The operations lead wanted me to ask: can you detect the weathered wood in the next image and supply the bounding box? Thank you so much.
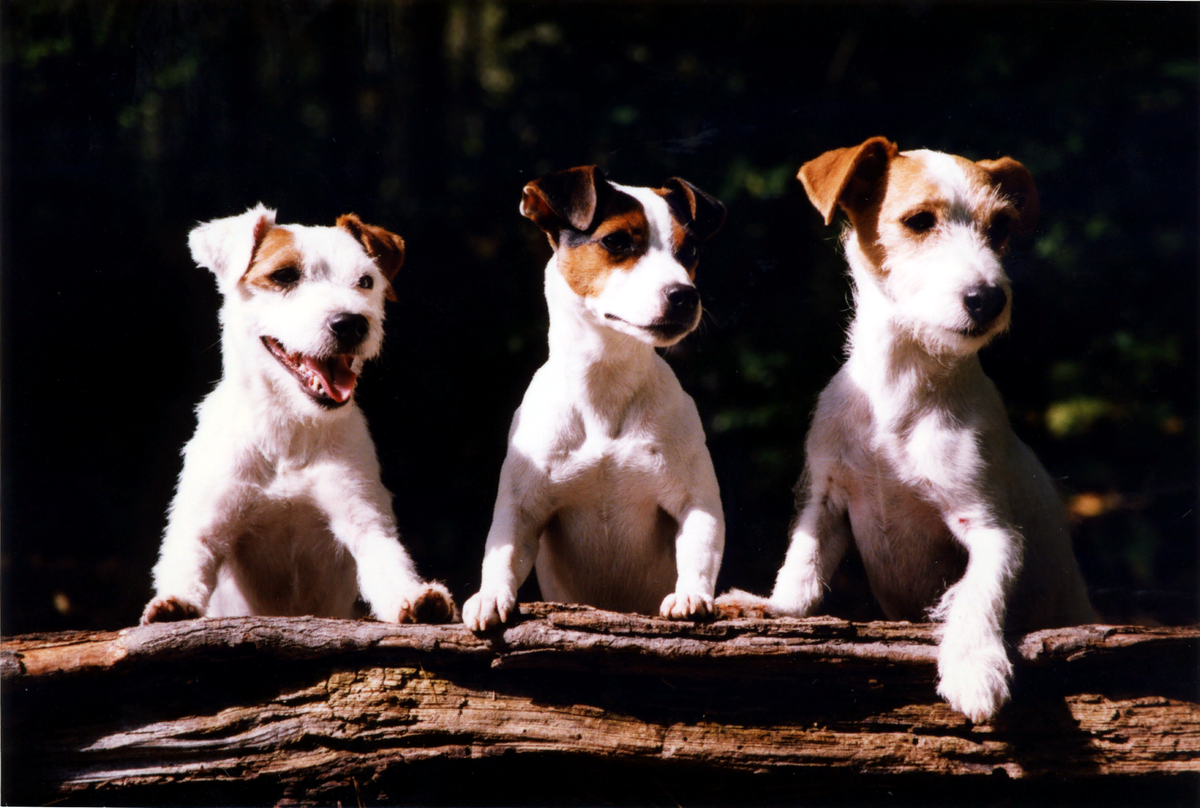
[3,604,1198,805]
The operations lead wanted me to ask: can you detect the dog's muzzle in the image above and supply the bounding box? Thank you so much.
[262,336,358,408]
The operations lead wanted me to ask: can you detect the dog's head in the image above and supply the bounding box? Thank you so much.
[189,204,405,411]
[799,137,1038,356]
[520,166,726,348]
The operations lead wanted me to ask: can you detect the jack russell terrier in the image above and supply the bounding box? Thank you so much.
[142,204,455,625]
[462,167,727,630]
[718,138,1095,721]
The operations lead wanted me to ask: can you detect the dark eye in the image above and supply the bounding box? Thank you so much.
[902,211,936,233]
[987,216,1012,248]
[358,274,374,290]
[600,231,633,254]
[677,242,700,263]
[270,266,300,286]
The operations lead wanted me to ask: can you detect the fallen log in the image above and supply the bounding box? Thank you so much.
[3,604,1198,805]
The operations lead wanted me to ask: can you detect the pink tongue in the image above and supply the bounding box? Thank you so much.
[303,355,357,403]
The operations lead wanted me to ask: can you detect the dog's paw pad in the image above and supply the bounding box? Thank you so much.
[398,584,457,624]
[141,596,202,625]
[714,589,773,619]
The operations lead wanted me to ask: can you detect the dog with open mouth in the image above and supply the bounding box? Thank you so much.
[142,204,455,625]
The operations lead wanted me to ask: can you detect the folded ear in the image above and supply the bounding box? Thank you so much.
[977,157,1039,236]
[663,177,727,243]
[188,203,277,287]
[797,137,898,226]
[520,165,607,242]
[337,213,406,302]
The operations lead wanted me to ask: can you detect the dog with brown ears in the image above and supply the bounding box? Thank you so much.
[142,204,455,625]
[462,167,728,630]
[718,139,1095,721]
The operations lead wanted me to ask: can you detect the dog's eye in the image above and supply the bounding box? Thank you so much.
[358,275,374,290]
[902,211,936,233]
[600,231,634,255]
[987,216,1012,248]
[677,242,700,263]
[270,267,301,286]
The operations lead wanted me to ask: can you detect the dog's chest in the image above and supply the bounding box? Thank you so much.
[547,430,666,499]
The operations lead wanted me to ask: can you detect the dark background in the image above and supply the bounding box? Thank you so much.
[2,1,1196,635]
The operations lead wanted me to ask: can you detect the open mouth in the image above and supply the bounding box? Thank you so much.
[604,314,694,341]
[261,336,358,408]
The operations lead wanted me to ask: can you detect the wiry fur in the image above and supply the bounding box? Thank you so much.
[718,141,1094,722]
[462,169,727,630]
[142,204,455,625]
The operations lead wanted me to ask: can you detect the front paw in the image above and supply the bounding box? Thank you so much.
[714,588,773,619]
[462,588,517,632]
[395,582,457,624]
[660,590,714,620]
[936,636,1013,723]
[141,595,203,625]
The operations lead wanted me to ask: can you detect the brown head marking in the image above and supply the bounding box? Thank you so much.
[337,213,406,301]
[243,227,303,291]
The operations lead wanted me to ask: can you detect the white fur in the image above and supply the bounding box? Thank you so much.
[719,151,1094,722]
[462,186,725,630]
[143,205,453,624]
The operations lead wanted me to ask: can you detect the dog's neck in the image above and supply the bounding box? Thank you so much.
[843,251,984,424]
[543,259,658,427]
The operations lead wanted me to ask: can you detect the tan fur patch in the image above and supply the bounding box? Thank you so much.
[243,227,303,289]
[557,197,649,298]
[846,153,1020,274]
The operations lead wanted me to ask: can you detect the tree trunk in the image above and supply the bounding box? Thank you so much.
[3,604,1198,805]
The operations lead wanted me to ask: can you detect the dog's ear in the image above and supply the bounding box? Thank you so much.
[188,203,277,286]
[798,137,898,226]
[520,165,607,241]
[337,213,406,302]
[663,177,728,243]
[977,157,1039,236]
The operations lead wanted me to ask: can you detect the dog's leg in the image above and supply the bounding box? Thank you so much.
[313,466,456,624]
[462,452,550,631]
[143,503,231,624]
[716,466,850,619]
[659,484,724,620]
[930,509,1022,722]
[770,482,853,616]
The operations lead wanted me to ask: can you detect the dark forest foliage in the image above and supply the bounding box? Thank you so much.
[2,1,1196,633]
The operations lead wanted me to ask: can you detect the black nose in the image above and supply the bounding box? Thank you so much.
[962,284,1008,328]
[664,284,700,321]
[329,313,369,348]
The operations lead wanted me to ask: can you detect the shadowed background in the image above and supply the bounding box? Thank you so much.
[2,1,1196,633]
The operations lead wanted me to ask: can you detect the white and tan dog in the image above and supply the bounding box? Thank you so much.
[462,167,727,630]
[142,204,455,625]
[718,138,1095,721]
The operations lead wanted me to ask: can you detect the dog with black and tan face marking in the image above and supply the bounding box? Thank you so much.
[462,167,727,630]
[142,204,455,625]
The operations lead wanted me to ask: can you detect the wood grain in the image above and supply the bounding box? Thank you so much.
[3,604,1198,805]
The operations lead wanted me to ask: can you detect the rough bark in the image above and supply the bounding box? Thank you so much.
[3,604,1198,806]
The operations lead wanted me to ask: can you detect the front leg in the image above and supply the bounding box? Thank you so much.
[142,467,245,624]
[716,465,850,619]
[660,504,724,620]
[312,465,455,624]
[658,449,724,621]
[931,508,1023,722]
[462,451,552,631]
